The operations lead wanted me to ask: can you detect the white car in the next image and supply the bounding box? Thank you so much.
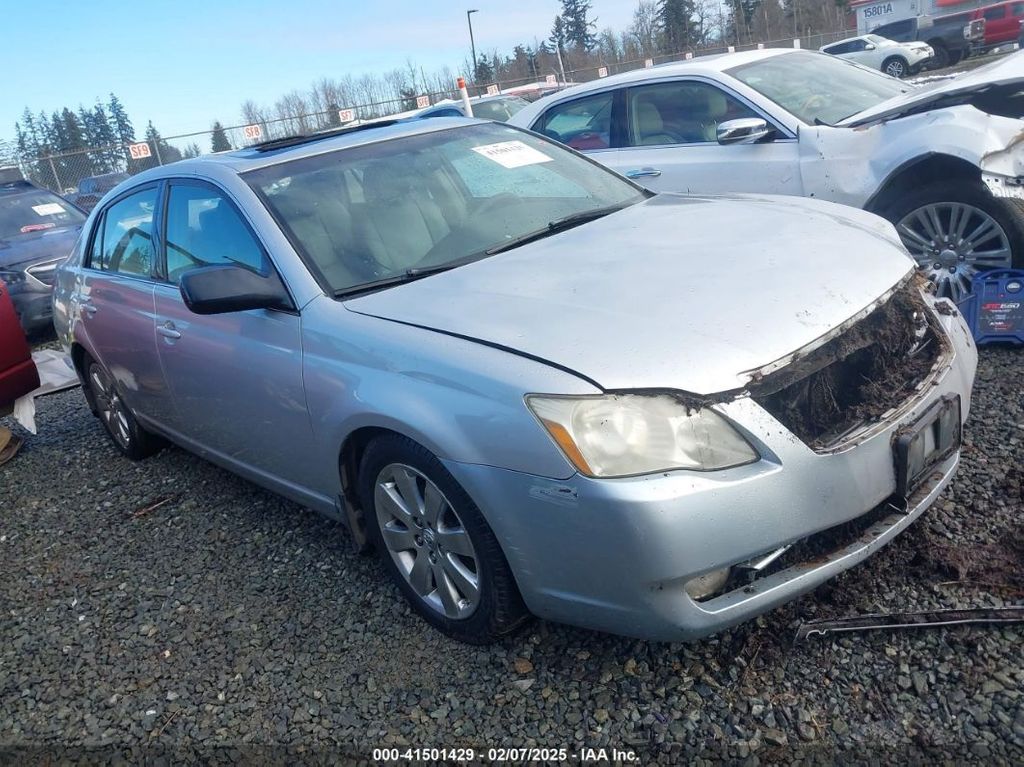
[509,49,1024,301]
[820,34,934,78]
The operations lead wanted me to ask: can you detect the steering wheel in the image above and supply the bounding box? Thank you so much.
[800,95,828,115]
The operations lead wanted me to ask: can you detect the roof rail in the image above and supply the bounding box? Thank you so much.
[252,120,401,153]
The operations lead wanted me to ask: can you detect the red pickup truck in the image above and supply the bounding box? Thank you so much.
[972,1,1024,46]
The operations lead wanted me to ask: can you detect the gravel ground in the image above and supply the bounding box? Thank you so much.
[1,347,1022,764]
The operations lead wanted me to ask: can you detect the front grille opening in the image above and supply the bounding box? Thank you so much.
[749,280,944,449]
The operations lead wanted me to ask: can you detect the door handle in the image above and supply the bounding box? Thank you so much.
[625,167,662,179]
[157,322,181,340]
[80,301,98,315]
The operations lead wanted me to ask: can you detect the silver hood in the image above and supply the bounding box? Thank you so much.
[843,51,1024,126]
[346,194,915,394]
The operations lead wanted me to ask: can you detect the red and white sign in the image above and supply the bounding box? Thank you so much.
[727,45,735,53]
[545,74,557,86]
[684,51,694,60]
[128,142,151,160]
[338,109,355,123]
[416,95,430,109]
[757,42,765,50]
[597,66,608,78]
[486,84,500,96]
[644,58,654,68]
[243,124,263,141]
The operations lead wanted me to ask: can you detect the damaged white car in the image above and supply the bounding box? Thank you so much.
[510,49,1024,301]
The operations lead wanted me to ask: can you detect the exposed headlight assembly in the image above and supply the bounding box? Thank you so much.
[527,393,758,478]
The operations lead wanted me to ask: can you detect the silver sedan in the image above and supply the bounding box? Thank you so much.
[54,118,976,643]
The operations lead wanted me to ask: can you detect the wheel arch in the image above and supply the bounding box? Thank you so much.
[865,153,982,216]
[69,341,98,414]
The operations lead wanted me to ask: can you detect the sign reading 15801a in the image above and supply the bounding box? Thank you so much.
[864,3,894,17]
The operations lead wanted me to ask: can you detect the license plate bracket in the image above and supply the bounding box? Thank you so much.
[894,394,961,500]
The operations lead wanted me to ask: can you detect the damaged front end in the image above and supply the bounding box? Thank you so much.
[747,275,947,451]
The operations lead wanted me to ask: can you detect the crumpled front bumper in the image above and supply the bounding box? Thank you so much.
[443,305,977,642]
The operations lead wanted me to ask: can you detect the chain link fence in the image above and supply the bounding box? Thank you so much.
[17,29,855,198]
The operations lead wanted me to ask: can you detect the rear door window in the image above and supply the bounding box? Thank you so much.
[91,187,158,277]
[984,5,1006,20]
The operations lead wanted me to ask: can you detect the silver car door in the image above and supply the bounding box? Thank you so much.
[608,78,803,197]
[152,180,318,490]
[75,185,172,427]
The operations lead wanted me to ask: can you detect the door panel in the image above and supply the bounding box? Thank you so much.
[152,286,316,487]
[74,186,169,425]
[153,180,317,490]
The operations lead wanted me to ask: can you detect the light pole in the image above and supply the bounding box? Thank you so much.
[467,9,479,82]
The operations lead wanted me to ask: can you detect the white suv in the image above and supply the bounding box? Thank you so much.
[820,34,934,78]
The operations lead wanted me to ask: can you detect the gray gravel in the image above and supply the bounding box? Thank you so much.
[1,347,1023,763]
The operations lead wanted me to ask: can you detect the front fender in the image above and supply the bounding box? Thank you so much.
[300,297,597,497]
[801,107,1019,208]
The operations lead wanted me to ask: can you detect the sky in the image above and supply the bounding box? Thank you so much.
[0,0,636,146]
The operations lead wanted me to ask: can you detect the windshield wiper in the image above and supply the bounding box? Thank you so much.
[485,202,632,256]
[333,253,485,299]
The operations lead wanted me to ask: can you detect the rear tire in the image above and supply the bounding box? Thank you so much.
[359,433,530,644]
[83,354,165,460]
[882,56,910,78]
[928,42,950,69]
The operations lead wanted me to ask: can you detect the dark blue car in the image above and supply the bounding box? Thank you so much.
[0,168,86,334]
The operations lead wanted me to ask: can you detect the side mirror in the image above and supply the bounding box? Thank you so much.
[864,43,877,50]
[717,118,773,146]
[179,264,292,315]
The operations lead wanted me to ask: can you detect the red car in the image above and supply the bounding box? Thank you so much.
[0,278,38,409]
[972,1,1024,46]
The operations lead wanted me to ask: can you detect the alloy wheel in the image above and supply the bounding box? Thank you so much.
[897,201,1013,303]
[88,364,132,450]
[884,59,907,78]
[374,463,481,619]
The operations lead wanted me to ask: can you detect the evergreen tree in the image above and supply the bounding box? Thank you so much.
[560,0,597,50]
[659,0,699,50]
[181,142,202,159]
[474,53,494,82]
[548,15,567,54]
[210,121,232,152]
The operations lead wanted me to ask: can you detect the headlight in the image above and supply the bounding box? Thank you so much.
[526,393,758,478]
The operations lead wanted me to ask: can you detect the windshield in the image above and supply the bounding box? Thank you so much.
[0,187,86,239]
[246,123,646,295]
[727,51,912,124]
[864,34,891,45]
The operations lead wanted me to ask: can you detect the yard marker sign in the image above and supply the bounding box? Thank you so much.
[486,84,500,96]
[128,142,151,160]
[243,124,263,141]
[598,66,608,77]
[338,109,355,123]
[416,95,430,109]
[545,74,557,85]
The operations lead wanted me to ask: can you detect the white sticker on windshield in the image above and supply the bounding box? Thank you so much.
[472,141,554,169]
[32,203,65,216]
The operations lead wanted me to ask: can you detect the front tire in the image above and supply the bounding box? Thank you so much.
[881,180,1024,303]
[359,434,530,644]
[882,56,909,78]
[83,355,164,460]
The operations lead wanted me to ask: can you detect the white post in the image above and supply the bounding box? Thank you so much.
[793,38,801,49]
[458,77,474,117]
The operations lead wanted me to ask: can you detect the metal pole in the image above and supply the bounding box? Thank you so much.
[555,44,567,84]
[47,157,60,193]
[467,9,478,82]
